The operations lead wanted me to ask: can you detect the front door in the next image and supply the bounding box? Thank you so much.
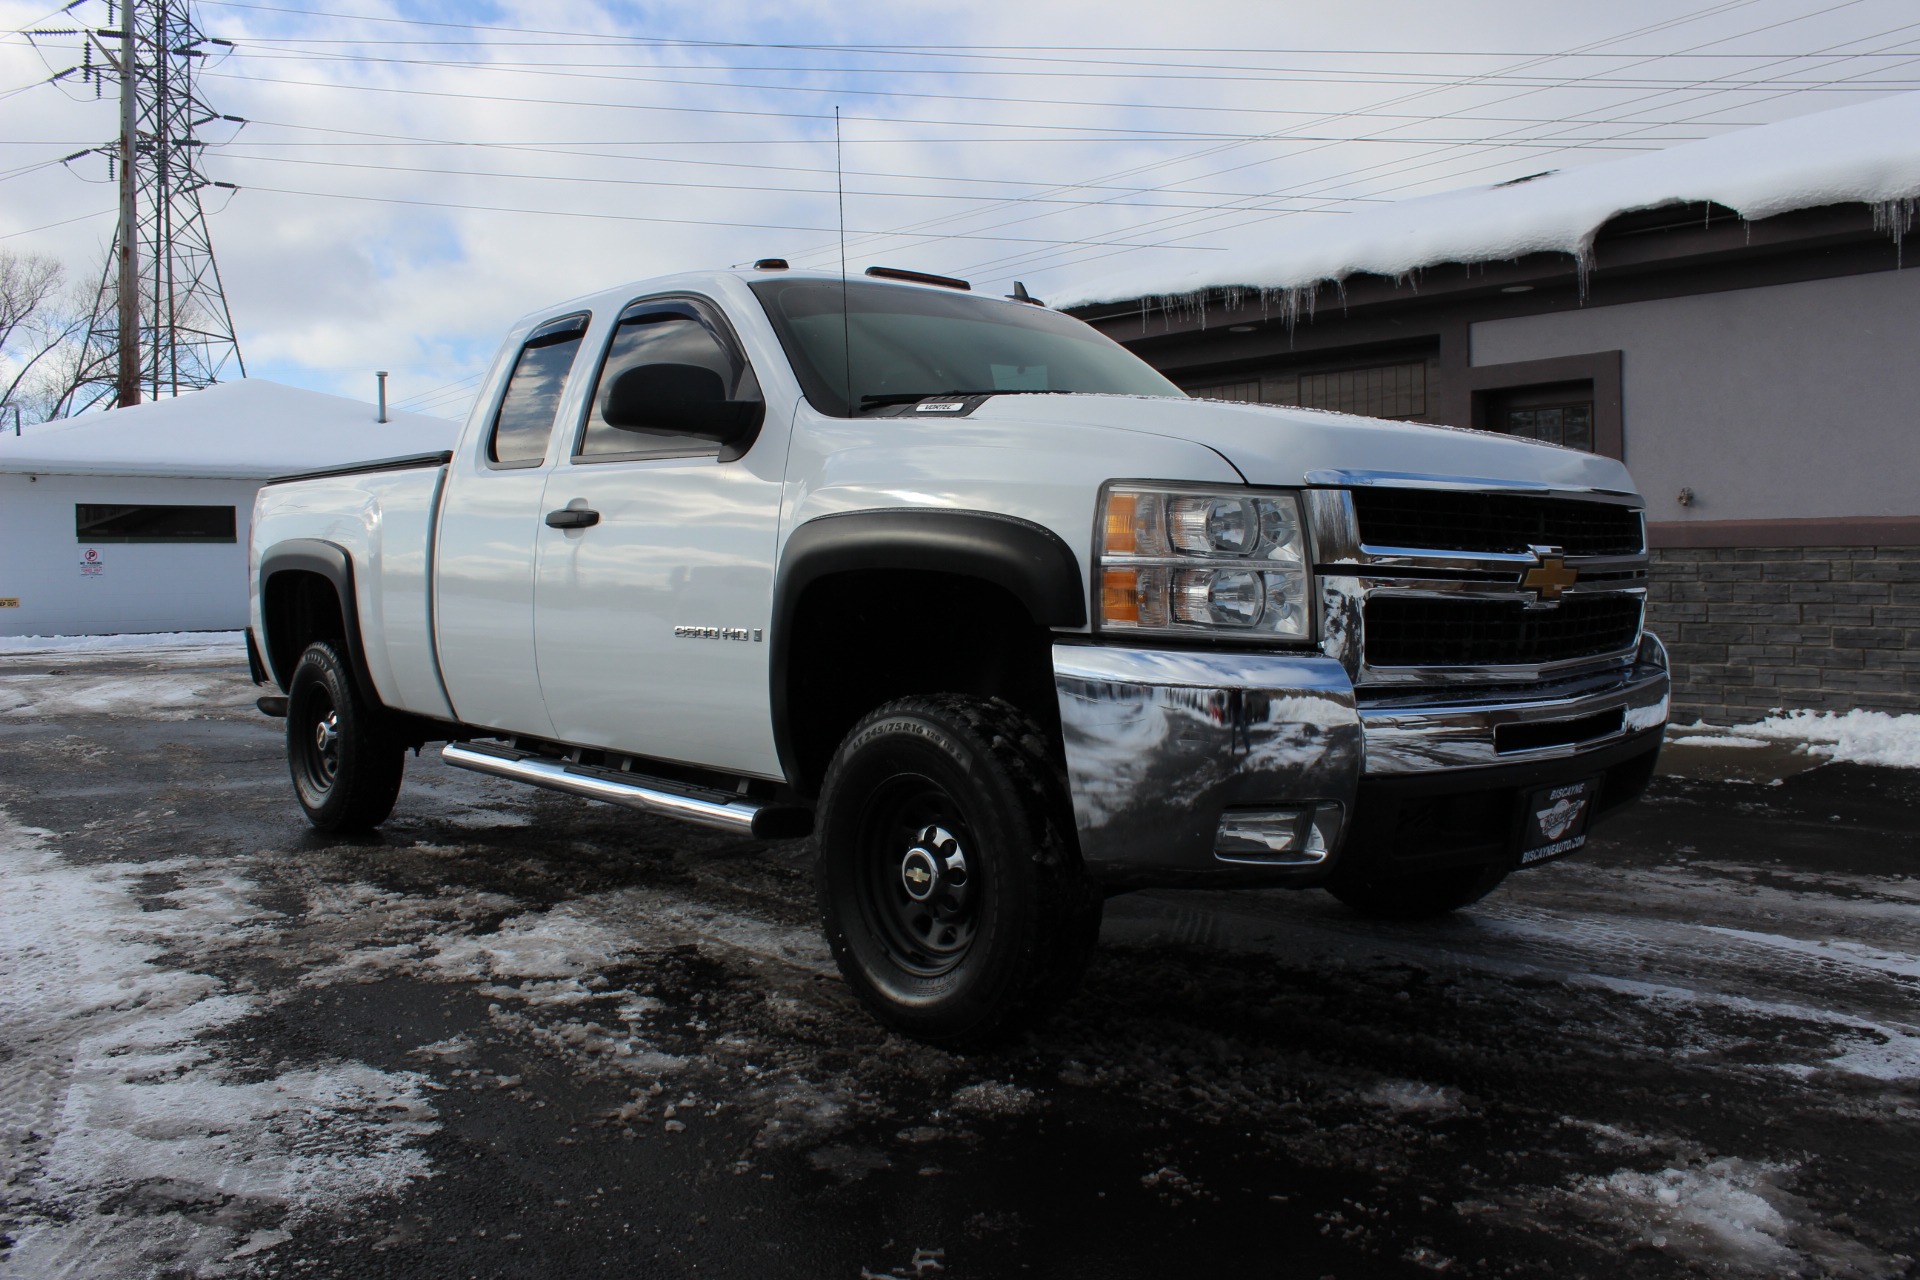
[532,296,786,779]
[433,313,589,738]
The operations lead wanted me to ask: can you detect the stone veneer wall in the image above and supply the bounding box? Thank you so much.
[1646,546,1920,725]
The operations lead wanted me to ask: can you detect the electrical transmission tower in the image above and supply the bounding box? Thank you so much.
[65,0,245,412]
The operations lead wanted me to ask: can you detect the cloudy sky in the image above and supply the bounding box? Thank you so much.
[4,0,1917,420]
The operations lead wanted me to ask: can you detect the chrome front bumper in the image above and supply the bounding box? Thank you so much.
[1052,636,1670,888]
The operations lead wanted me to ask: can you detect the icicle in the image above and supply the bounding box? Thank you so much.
[1872,198,1916,268]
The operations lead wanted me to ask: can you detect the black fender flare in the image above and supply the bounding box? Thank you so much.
[769,508,1086,791]
[258,537,379,702]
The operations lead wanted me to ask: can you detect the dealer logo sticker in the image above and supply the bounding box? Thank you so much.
[1536,792,1589,841]
[0,597,18,608]
[1520,779,1596,865]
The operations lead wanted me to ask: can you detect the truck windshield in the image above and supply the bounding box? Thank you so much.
[749,276,1184,417]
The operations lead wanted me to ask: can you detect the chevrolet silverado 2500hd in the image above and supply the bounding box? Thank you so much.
[248,265,1669,1044]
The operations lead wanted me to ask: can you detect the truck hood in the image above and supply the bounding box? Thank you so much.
[965,393,1640,496]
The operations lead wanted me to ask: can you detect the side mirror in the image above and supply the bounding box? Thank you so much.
[602,362,765,460]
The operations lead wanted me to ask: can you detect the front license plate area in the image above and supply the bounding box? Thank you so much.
[1516,776,1599,866]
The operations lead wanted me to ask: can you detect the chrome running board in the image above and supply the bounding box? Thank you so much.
[441,742,809,839]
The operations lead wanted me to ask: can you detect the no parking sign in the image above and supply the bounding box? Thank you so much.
[80,548,104,577]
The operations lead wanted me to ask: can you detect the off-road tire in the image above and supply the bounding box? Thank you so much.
[1326,863,1509,921]
[815,695,1102,1047]
[286,639,405,832]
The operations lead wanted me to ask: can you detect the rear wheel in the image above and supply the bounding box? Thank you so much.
[816,695,1101,1047]
[1326,863,1509,921]
[286,639,404,832]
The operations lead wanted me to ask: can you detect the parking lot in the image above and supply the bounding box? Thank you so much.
[2,637,1916,1279]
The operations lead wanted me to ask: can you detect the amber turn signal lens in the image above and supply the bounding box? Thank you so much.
[1100,568,1139,623]
[1103,493,1139,555]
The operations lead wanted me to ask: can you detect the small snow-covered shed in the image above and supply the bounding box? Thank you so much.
[0,380,455,636]
[1064,92,1920,725]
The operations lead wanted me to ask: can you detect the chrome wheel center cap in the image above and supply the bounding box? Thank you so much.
[900,846,939,901]
[901,825,967,903]
[314,712,339,754]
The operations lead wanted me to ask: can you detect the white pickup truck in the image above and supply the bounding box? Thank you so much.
[248,264,1669,1044]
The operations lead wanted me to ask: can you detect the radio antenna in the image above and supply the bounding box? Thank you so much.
[835,106,852,415]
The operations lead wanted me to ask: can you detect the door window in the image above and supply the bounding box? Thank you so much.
[487,314,588,467]
[576,301,760,462]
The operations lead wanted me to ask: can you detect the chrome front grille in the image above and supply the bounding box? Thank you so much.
[1304,479,1650,687]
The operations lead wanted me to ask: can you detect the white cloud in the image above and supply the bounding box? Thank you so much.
[4,0,1914,412]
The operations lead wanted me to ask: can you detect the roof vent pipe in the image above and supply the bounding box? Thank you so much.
[375,371,389,424]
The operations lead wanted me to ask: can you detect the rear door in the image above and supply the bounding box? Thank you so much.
[532,295,786,778]
[433,313,589,737]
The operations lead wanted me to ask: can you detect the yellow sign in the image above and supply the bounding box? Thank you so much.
[0,597,18,608]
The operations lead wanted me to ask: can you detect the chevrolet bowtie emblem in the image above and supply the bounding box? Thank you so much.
[1522,549,1579,603]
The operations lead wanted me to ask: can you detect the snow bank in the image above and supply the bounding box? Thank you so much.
[0,630,243,655]
[1675,709,1920,770]
[1055,91,1920,311]
[1572,1158,1799,1272]
[0,809,438,1275]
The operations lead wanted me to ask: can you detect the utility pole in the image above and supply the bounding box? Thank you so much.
[115,15,139,407]
[60,0,244,415]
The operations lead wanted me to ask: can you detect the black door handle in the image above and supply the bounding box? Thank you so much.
[545,507,600,529]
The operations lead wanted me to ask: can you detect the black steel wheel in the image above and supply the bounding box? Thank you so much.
[816,695,1101,1046]
[1326,863,1509,921]
[286,639,404,832]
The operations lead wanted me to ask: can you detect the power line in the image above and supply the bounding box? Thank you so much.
[211,150,1361,214]
[1,0,86,41]
[879,0,1818,277]
[0,207,114,240]
[215,42,1920,94]
[392,370,481,409]
[789,0,1784,273]
[963,3,1914,284]
[196,68,1733,145]
[235,183,1233,250]
[221,120,1401,204]
[185,0,1920,72]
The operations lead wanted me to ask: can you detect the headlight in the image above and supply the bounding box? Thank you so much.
[1096,483,1312,641]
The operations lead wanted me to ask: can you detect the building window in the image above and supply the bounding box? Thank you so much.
[1487,382,1594,451]
[1292,360,1429,419]
[1190,379,1262,403]
[1184,352,1437,421]
[75,504,237,543]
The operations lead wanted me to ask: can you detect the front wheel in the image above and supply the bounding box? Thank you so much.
[286,639,404,832]
[1326,863,1509,921]
[815,695,1101,1047]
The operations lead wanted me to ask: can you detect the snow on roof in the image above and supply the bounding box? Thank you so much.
[1055,91,1920,312]
[0,379,459,480]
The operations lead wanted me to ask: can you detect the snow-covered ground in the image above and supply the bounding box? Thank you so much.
[0,631,244,657]
[0,813,438,1277]
[1,633,1914,1278]
[0,632,256,721]
[1672,709,1920,770]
